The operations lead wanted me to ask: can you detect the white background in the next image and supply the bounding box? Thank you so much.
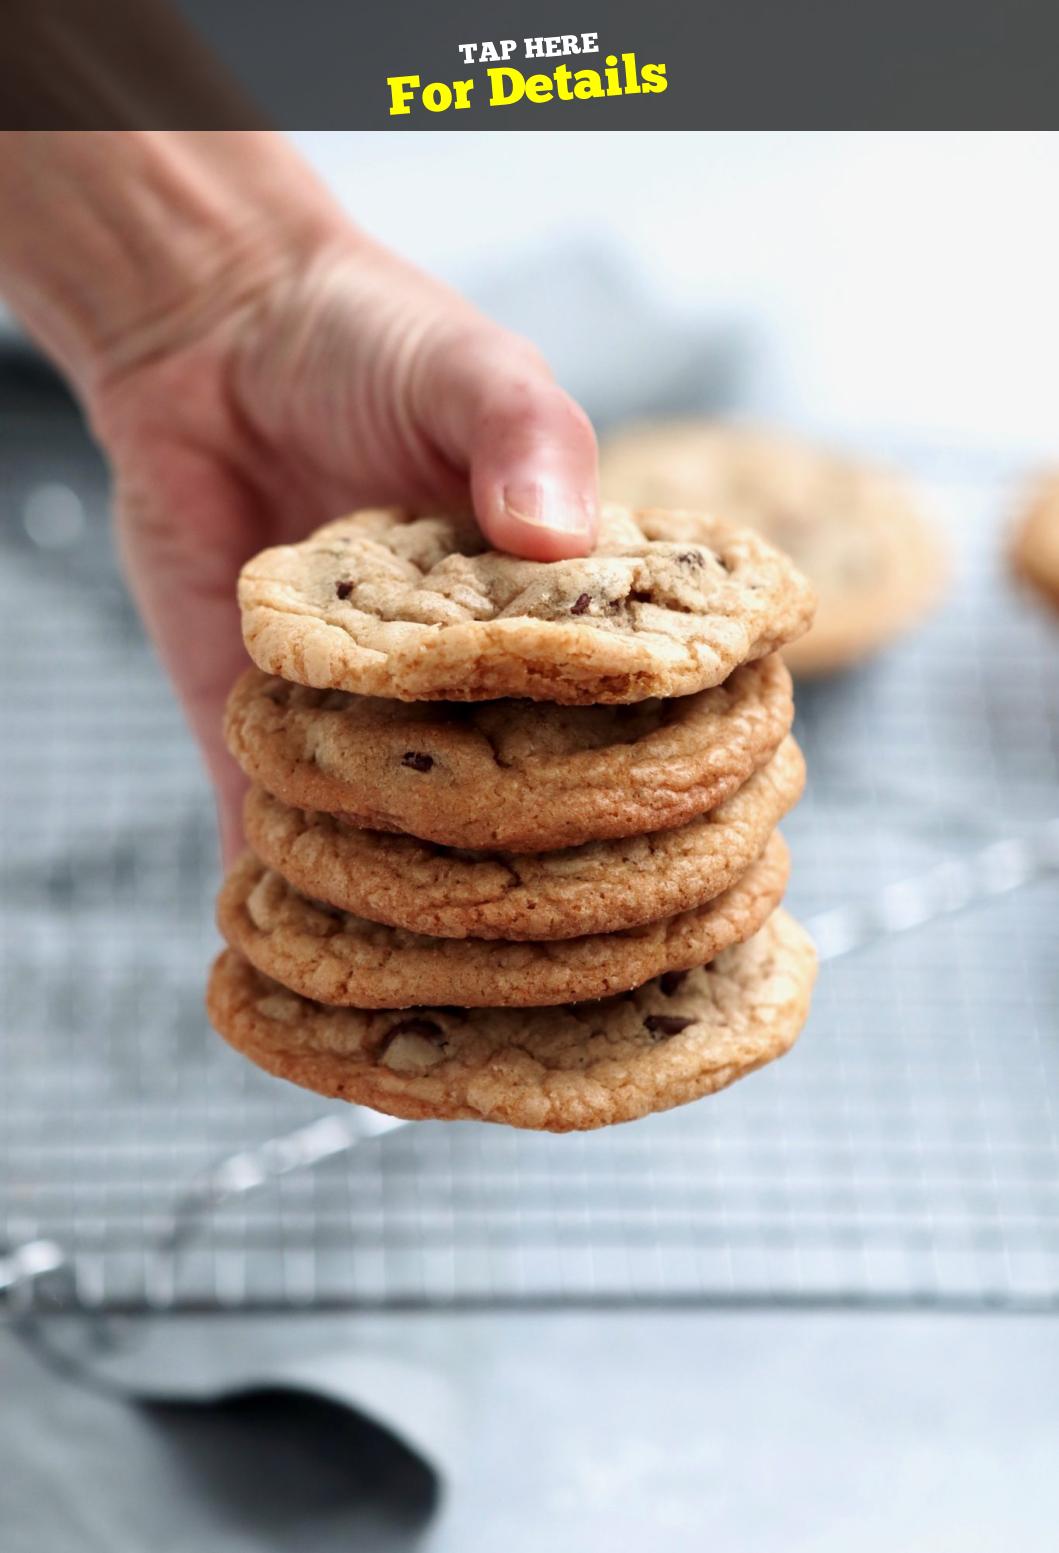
[292,130,1059,456]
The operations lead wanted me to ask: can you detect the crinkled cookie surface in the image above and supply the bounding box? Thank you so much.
[243,738,804,940]
[207,909,817,1131]
[217,835,789,1008]
[224,654,794,851]
[238,504,814,703]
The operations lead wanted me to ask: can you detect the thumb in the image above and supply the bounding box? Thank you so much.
[420,325,600,560]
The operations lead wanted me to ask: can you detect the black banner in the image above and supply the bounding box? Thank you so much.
[4,0,1059,129]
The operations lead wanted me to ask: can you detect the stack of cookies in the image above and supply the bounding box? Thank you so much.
[207,505,818,1132]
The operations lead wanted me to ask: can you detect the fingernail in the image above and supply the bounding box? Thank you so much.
[503,483,591,536]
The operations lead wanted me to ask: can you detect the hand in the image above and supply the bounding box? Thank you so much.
[61,155,599,864]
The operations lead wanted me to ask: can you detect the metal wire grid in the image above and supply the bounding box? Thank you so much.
[1,417,1057,1312]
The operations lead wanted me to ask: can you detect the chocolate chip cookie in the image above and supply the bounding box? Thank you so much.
[243,737,804,941]
[224,654,793,852]
[237,505,814,703]
[217,834,789,1009]
[207,908,816,1131]
[1012,474,1059,614]
[601,423,944,675]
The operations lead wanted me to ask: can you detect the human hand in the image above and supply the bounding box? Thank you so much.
[3,135,599,864]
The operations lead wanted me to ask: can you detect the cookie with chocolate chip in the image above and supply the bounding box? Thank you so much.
[216,834,789,1008]
[243,737,804,940]
[236,505,814,703]
[206,908,816,1131]
[224,654,793,853]
[601,423,945,675]
[1011,473,1059,615]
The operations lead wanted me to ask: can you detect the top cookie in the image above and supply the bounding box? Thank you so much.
[601,424,944,676]
[237,505,814,703]
[1011,474,1059,613]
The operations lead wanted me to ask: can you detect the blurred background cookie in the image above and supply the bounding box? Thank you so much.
[1011,474,1059,615]
[601,422,946,676]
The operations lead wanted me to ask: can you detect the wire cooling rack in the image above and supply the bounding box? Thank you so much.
[1,412,1058,1313]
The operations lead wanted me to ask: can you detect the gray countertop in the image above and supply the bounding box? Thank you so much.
[4,1308,1058,1551]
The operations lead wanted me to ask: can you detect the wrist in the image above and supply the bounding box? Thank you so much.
[0,131,347,403]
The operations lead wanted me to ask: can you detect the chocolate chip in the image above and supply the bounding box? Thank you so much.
[644,1014,694,1037]
[571,592,591,615]
[659,971,687,997]
[677,550,704,567]
[385,1017,444,1041]
[401,751,434,772]
[335,579,354,599]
